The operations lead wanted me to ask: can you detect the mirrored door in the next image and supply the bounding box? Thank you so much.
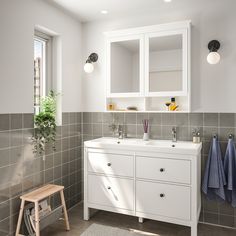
[107,35,144,97]
[145,30,188,96]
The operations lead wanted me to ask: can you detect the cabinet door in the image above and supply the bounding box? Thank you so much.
[145,29,189,97]
[136,180,191,220]
[106,35,144,97]
[88,175,134,210]
[136,156,191,184]
[88,152,134,177]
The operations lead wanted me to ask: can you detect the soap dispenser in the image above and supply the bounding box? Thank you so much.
[192,129,201,143]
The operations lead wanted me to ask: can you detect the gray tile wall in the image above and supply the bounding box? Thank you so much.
[0,112,82,236]
[82,112,236,229]
[1,111,235,235]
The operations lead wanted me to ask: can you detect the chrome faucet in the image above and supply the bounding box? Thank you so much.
[172,127,177,142]
[118,124,126,139]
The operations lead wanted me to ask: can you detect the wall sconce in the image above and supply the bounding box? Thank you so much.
[207,40,221,65]
[84,53,98,73]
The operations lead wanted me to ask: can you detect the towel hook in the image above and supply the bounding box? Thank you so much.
[213,134,218,139]
[229,134,234,139]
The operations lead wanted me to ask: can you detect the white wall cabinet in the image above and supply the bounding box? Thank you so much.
[84,139,202,236]
[105,21,191,112]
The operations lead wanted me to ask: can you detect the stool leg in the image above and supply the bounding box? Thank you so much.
[60,190,70,231]
[15,199,25,236]
[35,202,40,236]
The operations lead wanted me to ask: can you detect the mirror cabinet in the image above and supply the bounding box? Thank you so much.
[105,21,191,112]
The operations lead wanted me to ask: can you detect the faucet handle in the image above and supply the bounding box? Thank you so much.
[171,127,177,142]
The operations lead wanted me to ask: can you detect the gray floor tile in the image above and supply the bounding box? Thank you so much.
[40,204,236,236]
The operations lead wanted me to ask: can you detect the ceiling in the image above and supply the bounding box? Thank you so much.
[45,0,228,23]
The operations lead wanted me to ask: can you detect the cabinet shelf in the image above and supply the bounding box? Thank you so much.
[105,110,190,113]
[106,95,190,112]
[149,68,182,73]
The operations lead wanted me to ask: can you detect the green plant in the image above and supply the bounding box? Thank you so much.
[32,91,57,155]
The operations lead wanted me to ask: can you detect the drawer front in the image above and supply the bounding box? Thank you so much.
[88,152,134,177]
[136,156,191,184]
[136,181,190,220]
[88,175,134,210]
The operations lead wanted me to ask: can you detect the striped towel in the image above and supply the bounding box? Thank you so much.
[202,137,226,201]
[224,138,236,207]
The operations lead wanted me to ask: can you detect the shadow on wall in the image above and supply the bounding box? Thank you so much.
[0,112,82,235]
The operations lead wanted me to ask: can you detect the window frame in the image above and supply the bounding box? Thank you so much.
[34,30,53,114]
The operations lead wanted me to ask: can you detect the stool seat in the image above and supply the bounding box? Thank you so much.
[21,184,64,202]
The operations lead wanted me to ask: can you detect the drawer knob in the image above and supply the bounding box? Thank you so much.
[160,193,165,198]
[160,168,165,172]
[107,163,112,167]
[107,186,111,190]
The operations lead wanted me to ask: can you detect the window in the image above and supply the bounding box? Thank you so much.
[34,31,52,114]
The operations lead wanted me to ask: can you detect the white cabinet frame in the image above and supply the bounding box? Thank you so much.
[104,21,191,112]
[106,34,145,98]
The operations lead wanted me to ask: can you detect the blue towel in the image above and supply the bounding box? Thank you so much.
[224,138,236,207]
[202,137,226,201]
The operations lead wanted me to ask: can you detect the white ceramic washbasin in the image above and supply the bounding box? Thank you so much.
[146,140,199,149]
[84,137,202,155]
[90,137,142,145]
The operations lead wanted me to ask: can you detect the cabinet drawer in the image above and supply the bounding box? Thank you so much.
[136,156,190,184]
[88,175,134,210]
[136,181,190,220]
[88,152,134,177]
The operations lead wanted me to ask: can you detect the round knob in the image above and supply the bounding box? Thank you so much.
[107,163,112,167]
[107,186,111,190]
[160,168,165,172]
[160,193,165,198]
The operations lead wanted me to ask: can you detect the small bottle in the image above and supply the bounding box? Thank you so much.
[170,97,176,111]
[107,103,115,111]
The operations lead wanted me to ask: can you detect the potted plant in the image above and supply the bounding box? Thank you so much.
[32,90,57,157]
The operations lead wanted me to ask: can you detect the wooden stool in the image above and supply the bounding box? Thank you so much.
[15,184,70,236]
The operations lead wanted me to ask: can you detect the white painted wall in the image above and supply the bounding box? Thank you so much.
[0,0,82,113]
[81,1,236,112]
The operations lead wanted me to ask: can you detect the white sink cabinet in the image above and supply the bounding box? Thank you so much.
[84,137,202,236]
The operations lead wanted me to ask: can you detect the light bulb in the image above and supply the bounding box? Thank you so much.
[207,52,221,64]
[84,63,94,73]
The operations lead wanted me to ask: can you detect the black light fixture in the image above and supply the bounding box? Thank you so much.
[84,53,98,73]
[207,40,221,64]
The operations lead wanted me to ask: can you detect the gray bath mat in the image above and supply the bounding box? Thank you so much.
[81,223,145,236]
